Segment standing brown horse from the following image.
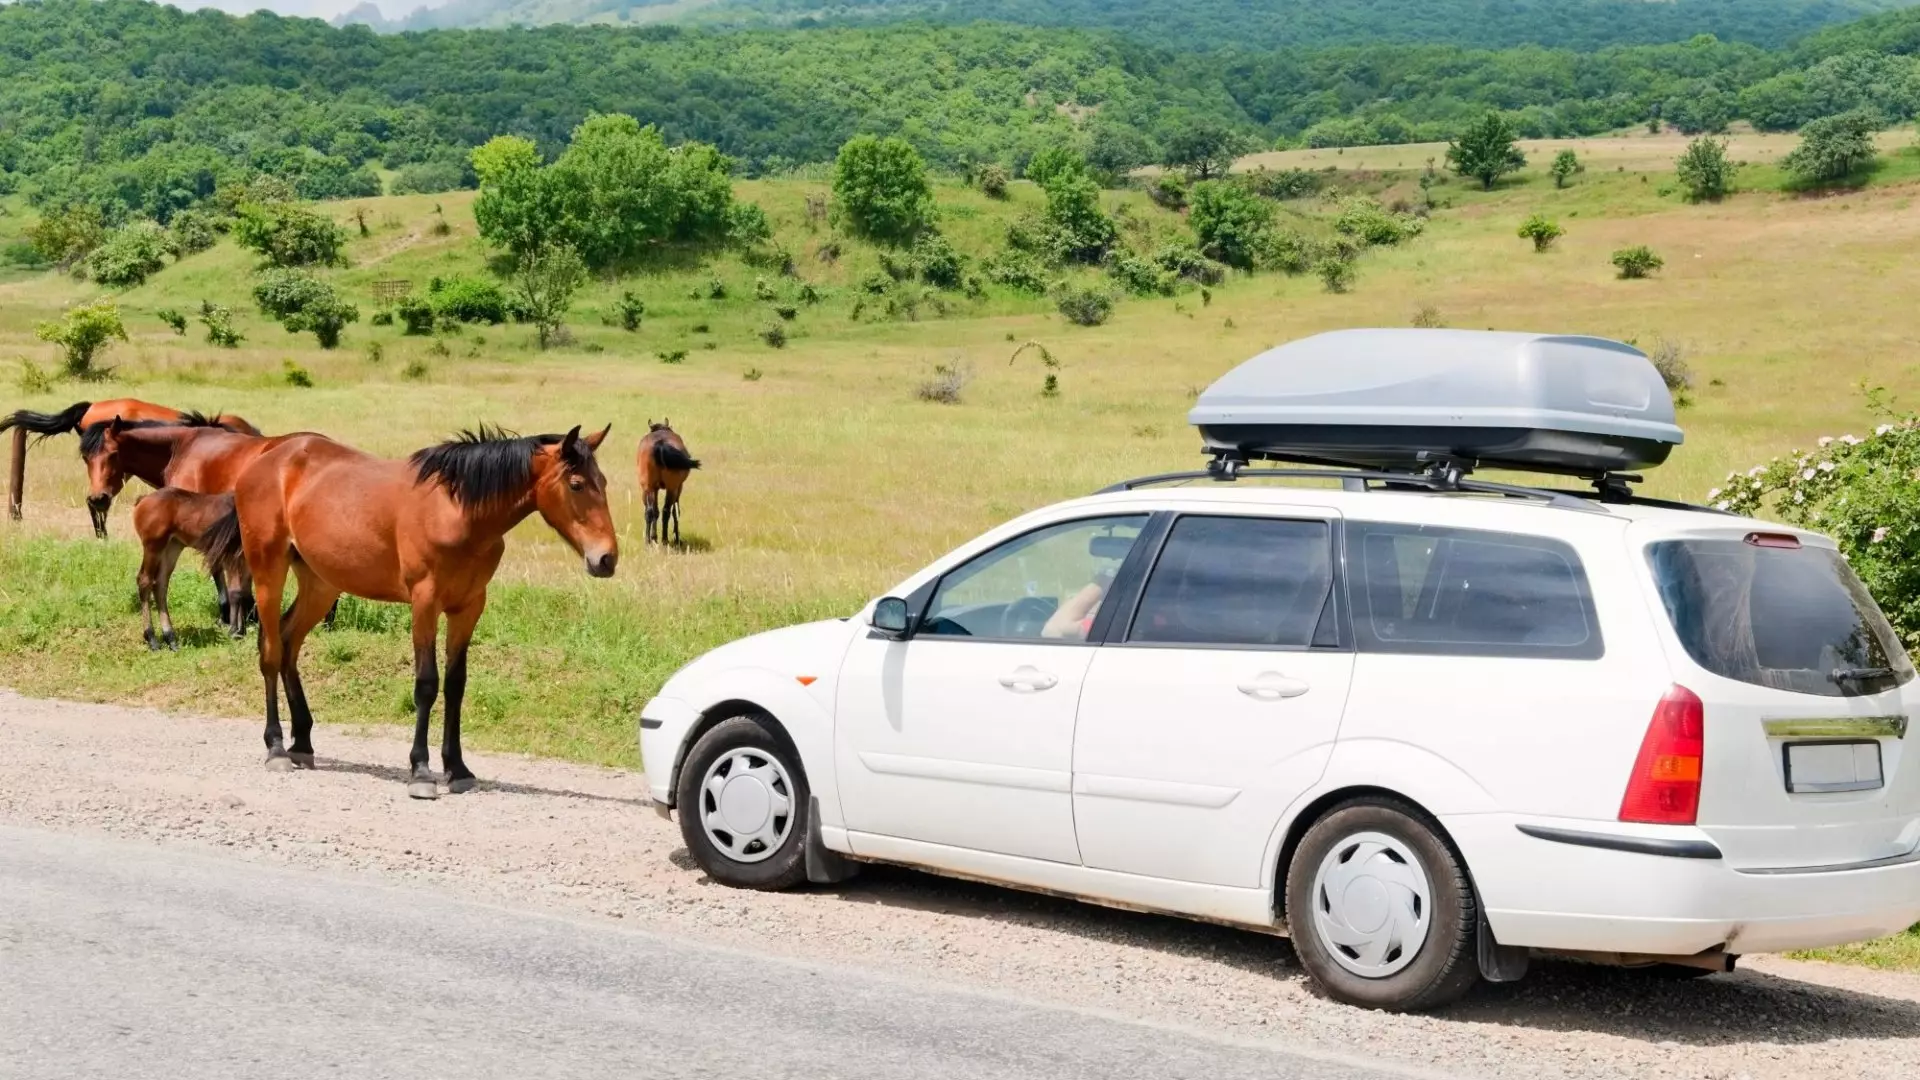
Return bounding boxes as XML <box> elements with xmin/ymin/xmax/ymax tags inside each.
<box><xmin>2</xmin><ymin>400</ymin><xmax>257</xmax><ymax>529</ymax></box>
<box><xmin>221</xmin><ymin>424</ymin><xmax>616</xmax><ymax>798</ymax></box>
<box><xmin>636</xmin><ymin>419</ymin><xmax>700</xmax><ymax>546</ymax></box>
<box><xmin>132</xmin><ymin>489</ymin><xmax>249</xmax><ymax>650</ymax></box>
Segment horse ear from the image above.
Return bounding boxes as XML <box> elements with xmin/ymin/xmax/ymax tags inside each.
<box><xmin>585</xmin><ymin>423</ymin><xmax>611</xmax><ymax>451</ymax></box>
<box><xmin>557</xmin><ymin>425</ymin><xmax>582</xmax><ymax>463</ymax></box>
<box><xmin>108</xmin><ymin>415</ymin><xmax>125</xmax><ymax>435</ymax></box>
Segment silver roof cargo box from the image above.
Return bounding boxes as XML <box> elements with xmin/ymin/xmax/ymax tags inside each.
<box><xmin>1188</xmin><ymin>329</ymin><xmax>1683</xmax><ymax>477</ymax></box>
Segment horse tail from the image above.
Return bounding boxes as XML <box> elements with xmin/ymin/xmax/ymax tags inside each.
<box><xmin>653</xmin><ymin>442</ymin><xmax>701</xmax><ymax>471</ymax></box>
<box><xmin>196</xmin><ymin>497</ymin><xmax>246</xmax><ymax>578</ymax></box>
<box><xmin>0</xmin><ymin>401</ymin><xmax>92</xmax><ymax>442</ymax></box>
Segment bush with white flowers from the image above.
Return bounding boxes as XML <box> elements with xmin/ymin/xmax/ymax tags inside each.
<box><xmin>1712</xmin><ymin>393</ymin><xmax>1920</xmax><ymax>649</ymax></box>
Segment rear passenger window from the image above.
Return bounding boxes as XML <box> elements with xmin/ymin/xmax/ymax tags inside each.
<box><xmin>1346</xmin><ymin>522</ymin><xmax>1603</xmax><ymax>659</ymax></box>
<box><xmin>1128</xmin><ymin>516</ymin><xmax>1333</xmax><ymax>647</ymax></box>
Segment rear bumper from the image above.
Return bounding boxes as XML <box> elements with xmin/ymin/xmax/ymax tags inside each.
<box><xmin>1449</xmin><ymin>813</ymin><xmax>1920</xmax><ymax>956</ymax></box>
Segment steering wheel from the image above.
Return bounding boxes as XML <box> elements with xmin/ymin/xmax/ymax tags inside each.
<box><xmin>1002</xmin><ymin>596</ymin><xmax>1057</xmax><ymax>639</ymax></box>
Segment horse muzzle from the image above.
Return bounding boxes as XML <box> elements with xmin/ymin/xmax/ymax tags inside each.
<box><xmin>85</xmin><ymin>494</ymin><xmax>111</xmax><ymax>539</ymax></box>
<box><xmin>585</xmin><ymin>550</ymin><xmax>618</xmax><ymax>579</ymax></box>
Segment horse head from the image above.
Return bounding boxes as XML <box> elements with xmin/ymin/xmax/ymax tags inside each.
<box><xmin>534</xmin><ymin>424</ymin><xmax>618</xmax><ymax>578</ymax></box>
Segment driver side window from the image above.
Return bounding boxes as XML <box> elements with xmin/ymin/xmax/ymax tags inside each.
<box><xmin>921</xmin><ymin>515</ymin><xmax>1148</xmax><ymax>642</ymax></box>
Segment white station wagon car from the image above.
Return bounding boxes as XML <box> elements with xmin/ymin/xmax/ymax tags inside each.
<box><xmin>640</xmin><ymin>330</ymin><xmax>1920</xmax><ymax>1011</ymax></box>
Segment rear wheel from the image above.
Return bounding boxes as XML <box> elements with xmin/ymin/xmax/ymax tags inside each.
<box><xmin>1285</xmin><ymin>799</ymin><xmax>1481</xmax><ymax>1011</ymax></box>
<box><xmin>676</xmin><ymin>716</ymin><xmax>809</xmax><ymax>891</ymax></box>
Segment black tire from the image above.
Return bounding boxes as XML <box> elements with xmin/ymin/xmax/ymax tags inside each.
<box><xmin>675</xmin><ymin>715</ymin><xmax>810</xmax><ymax>891</ymax></box>
<box><xmin>1285</xmin><ymin>798</ymin><xmax>1482</xmax><ymax>1012</ymax></box>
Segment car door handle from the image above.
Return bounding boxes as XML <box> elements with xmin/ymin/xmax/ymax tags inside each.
<box><xmin>998</xmin><ymin>666</ymin><xmax>1059</xmax><ymax>692</ymax></box>
<box><xmin>1237</xmin><ymin>673</ymin><xmax>1310</xmax><ymax>700</ymax></box>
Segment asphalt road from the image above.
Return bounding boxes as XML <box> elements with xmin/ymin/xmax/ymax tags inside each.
<box><xmin>0</xmin><ymin>825</ymin><xmax>1439</xmax><ymax>1080</ymax></box>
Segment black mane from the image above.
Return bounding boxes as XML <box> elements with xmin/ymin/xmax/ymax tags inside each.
<box><xmin>410</xmin><ymin>424</ymin><xmax>580</xmax><ymax>509</ymax></box>
<box><xmin>75</xmin><ymin>414</ymin><xmax>216</xmax><ymax>460</ymax></box>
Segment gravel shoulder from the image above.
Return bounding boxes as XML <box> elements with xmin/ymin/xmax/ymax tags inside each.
<box><xmin>6</xmin><ymin>689</ymin><xmax>1920</xmax><ymax>1079</ymax></box>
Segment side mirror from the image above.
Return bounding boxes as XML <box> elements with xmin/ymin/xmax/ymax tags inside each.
<box><xmin>872</xmin><ymin>596</ymin><xmax>911</xmax><ymax>638</ymax></box>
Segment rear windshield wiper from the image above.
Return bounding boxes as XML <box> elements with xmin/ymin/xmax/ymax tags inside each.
<box><xmin>1831</xmin><ymin>666</ymin><xmax>1895</xmax><ymax>685</ymax></box>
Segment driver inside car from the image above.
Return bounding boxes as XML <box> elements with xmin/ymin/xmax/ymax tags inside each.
<box><xmin>1041</xmin><ymin>565</ymin><xmax>1118</xmax><ymax>641</ymax></box>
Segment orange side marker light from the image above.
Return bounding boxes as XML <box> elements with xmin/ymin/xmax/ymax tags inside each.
<box><xmin>796</xmin><ymin>675</ymin><xmax>817</xmax><ymax>687</ymax></box>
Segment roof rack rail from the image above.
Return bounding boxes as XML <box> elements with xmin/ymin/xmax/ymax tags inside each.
<box><xmin>1099</xmin><ymin>451</ymin><xmax>1733</xmax><ymax>516</ymax></box>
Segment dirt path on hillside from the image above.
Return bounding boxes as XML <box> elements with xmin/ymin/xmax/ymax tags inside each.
<box><xmin>4</xmin><ymin>688</ymin><xmax>1919</xmax><ymax>1079</ymax></box>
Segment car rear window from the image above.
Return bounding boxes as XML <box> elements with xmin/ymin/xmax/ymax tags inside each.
<box><xmin>1346</xmin><ymin>522</ymin><xmax>1603</xmax><ymax>659</ymax></box>
<box><xmin>1646</xmin><ymin>539</ymin><xmax>1914</xmax><ymax>698</ymax></box>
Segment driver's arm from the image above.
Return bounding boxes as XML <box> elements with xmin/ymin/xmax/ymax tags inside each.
<box><xmin>1042</xmin><ymin>582</ymin><xmax>1105</xmax><ymax>640</ymax></box>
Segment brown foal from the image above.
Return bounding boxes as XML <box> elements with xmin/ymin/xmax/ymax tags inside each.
<box><xmin>132</xmin><ymin>490</ymin><xmax>249</xmax><ymax>650</ymax></box>
<box><xmin>226</xmin><ymin>424</ymin><xmax>617</xmax><ymax>798</ymax></box>
<box><xmin>635</xmin><ymin>418</ymin><xmax>701</xmax><ymax>545</ymax></box>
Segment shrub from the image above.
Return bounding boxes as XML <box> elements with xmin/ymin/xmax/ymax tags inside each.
<box><xmin>1517</xmin><ymin>214</ymin><xmax>1564</xmax><ymax>252</ymax></box>
<box><xmin>1042</xmin><ymin>172</ymin><xmax>1117</xmax><ymax>263</ymax></box>
<box><xmin>616</xmin><ymin>291</ymin><xmax>645</xmax><ymax>332</ymax></box>
<box><xmin>199</xmin><ymin>302</ymin><xmax>242</xmax><ymax>348</ymax></box>
<box><xmin>1676</xmin><ymin>137</ymin><xmax>1735</xmax><ymax>202</ymax></box>
<box><xmin>657</xmin><ymin>348</ymin><xmax>687</xmax><ymax>364</ymax></box>
<box><xmin>169</xmin><ymin>210</ymin><xmax>219</xmax><ymax>256</ymax></box>
<box><xmin>1782</xmin><ymin>109</ymin><xmax>1879</xmax><ymax>186</ymax></box>
<box><xmin>157</xmin><ymin>309</ymin><xmax>188</xmax><ymax>334</ymax></box>
<box><xmin>508</xmin><ymin>243</ymin><xmax>588</xmax><ymax>350</ymax></box>
<box><xmin>1411</xmin><ymin>303</ymin><xmax>1444</xmax><ymax>328</ymax></box>
<box><xmin>774</xmin><ymin>304</ymin><xmax>798</xmax><ymax>321</ymax></box>
<box><xmin>233</xmin><ymin>203</ymin><xmax>348</xmax><ymax>267</ymax></box>
<box><xmin>727</xmin><ymin>202</ymin><xmax>773</xmax><ymax>248</ymax></box>
<box><xmin>85</xmin><ymin>221</ymin><xmax>175</xmax><ymax>288</ymax></box>
<box><xmin>282</xmin><ymin>360</ymin><xmax>314</xmax><ymax>388</ymax></box>
<box><xmin>860</xmin><ymin>270</ymin><xmax>893</xmax><ymax>295</ymax></box>
<box><xmin>1055</xmin><ymin>286</ymin><xmax>1114</xmax><ymax>326</ymax></box>
<box><xmin>1550</xmin><ymin>150</ymin><xmax>1583</xmax><ymax>189</ymax></box>
<box><xmin>1189</xmin><ymin>181</ymin><xmax>1273</xmax><ymax>270</ymax></box>
<box><xmin>16</xmin><ymin>357</ymin><xmax>55</xmax><ymax>394</ymax></box>
<box><xmin>984</xmin><ymin>251</ymin><xmax>1050</xmax><ymax>294</ymax></box>
<box><xmin>1243</xmin><ymin>167</ymin><xmax>1323</xmax><ymax>200</ymax></box>
<box><xmin>1647</xmin><ymin>337</ymin><xmax>1692</xmax><ymax>393</ymax></box>
<box><xmin>1110</xmin><ymin>253</ymin><xmax>1178</xmax><ymax>296</ymax></box>
<box><xmin>1148</xmin><ymin>172</ymin><xmax>1189</xmax><ymax>211</ymax></box>
<box><xmin>760</xmin><ymin>322</ymin><xmax>788</xmax><ymax>348</ymax></box>
<box><xmin>1154</xmin><ymin>242</ymin><xmax>1228</xmax><ymax>285</ymax></box>
<box><xmin>1025</xmin><ymin>145</ymin><xmax>1087</xmax><ymax>188</ymax></box>
<box><xmin>430</xmin><ymin>276</ymin><xmax>510</xmax><ymax>324</ymax></box>
<box><xmin>754</xmin><ymin>276</ymin><xmax>778</xmax><ymax>301</ymax></box>
<box><xmin>396</xmin><ymin>295</ymin><xmax>437</xmax><ymax>335</ymax></box>
<box><xmin>1612</xmin><ymin>245</ymin><xmax>1664</xmax><ymax>279</ymax></box>
<box><xmin>704</xmin><ymin>277</ymin><xmax>728</xmax><ymax>300</ymax></box>
<box><xmin>832</xmin><ymin>134</ymin><xmax>935</xmax><ymax>243</ymax></box>
<box><xmin>35</xmin><ymin>302</ymin><xmax>128</xmax><ymax>379</ymax></box>
<box><xmin>915</xmin><ymin>361</ymin><xmax>972</xmax><ymax>404</ymax></box>
<box><xmin>1333</xmin><ymin>198</ymin><xmax>1423</xmax><ymax>247</ymax></box>
<box><xmin>972</xmin><ymin>162</ymin><xmax>1010</xmax><ymax>198</ymax></box>
<box><xmin>743</xmin><ymin>367</ymin><xmax>763</xmax><ymax>381</ymax></box>
<box><xmin>402</xmin><ymin>356</ymin><xmax>431</xmax><ymax>381</ymax></box>
<box><xmin>797</xmin><ymin>282</ymin><xmax>822</xmax><ymax>304</ymax></box>
<box><xmin>911</xmin><ymin>231</ymin><xmax>965</xmax><ymax>288</ymax></box>
<box><xmin>365</xmin><ymin>341</ymin><xmax>384</xmax><ymax>364</ymax></box>
<box><xmin>1712</xmin><ymin>393</ymin><xmax>1920</xmax><ymax>649</ymax></box>
<box><xmin>370</xmin><ymin>310</ymin><xmax>394</xmax><ymax>326</ymax></box>
<box><xmin>252</xmin><ymin>269</ymin><xmax>359</xmax><ymax>348</ymax></box>
<box><xmin>27</xmin><ymin>205</ymin><xmax>107</xmax><ymax>270</ymax></box>
<box><xmin>391</xmin><ymin>159</ymin><xmax>469</xmax><ymax>196</ymax></box>
<box><xmin>1316</xmin><ymin>254</ymin><xmax>1358</xmax><ymax>293</ymax></box>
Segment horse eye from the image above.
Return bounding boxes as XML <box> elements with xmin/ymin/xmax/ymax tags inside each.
<box><xmin>567</xmin><ymin>475</ymin><xmax>585</xmax><ymax>491</ymax></box>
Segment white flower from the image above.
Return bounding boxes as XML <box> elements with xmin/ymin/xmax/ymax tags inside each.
<box><xmin>1802</xmin><ymin>468</ymin><xmax>1816</xmax><ymax>481</ymax></box>
<box><xmin>1872</xmin><ymin>527</ymin><xmax>1890</xmax><ymax>543</ymax></box>
<box><xmin>1794</xmin><ymin>490</ymin><xmax>1805</xmax><ymax>503</ymax></box>
<box><xmin>1707</xmin><ymin>487</ymin><xmax>1722</xmax><ymax>499</ymax></box>
<box><xmin>1748</xmin><ymin>465</ymin><xmax>1765</xmax><ymax>477</ymax></box>
<box><xmin>1842</xmin><ymin>434</ymin><xmax>1862</xmax><ymax>445</ymax></box>
<box><xmin>1818</xmin><ymin>460</ymin><xmax>1836</xmax><ymax>473</ymax></box>
<box><xmin>1877</xmin><ymin>424</ymin><xmax>1895</xmax><ymax>436</ymax></box>
<box><xmin>1714</xmin><ymin>501</ymin><xmax>1731</xmax><ymax>511</ymax></box>
<box><xmin>1818</xmin><ymin>436</ymin><xmax>1835</xmax><ymax>447</ymax></box>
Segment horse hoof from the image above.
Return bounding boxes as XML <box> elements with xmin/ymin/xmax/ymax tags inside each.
<box><xmin>289</xmin><ymin>752</ymin><xmax>315</xmax><ymax>769</ymax></box>
<box><xmin>264</xmin><ymin>754</ymin><xmax>294</xmax><ymax>773</ymax></box>
<box><xmin>447</xmin><ymin>777</ymin><xmax>477</xmax><ymax>795</ymax></box>
<box><xmin>407</xmin><ymin>780</ymin><xmax>440</xmax><ymax>800</ymax></box>
<box><xmin>145</xmin><ymin>637</ymin><xmax>161</xmax><ymax>652</ymax></box>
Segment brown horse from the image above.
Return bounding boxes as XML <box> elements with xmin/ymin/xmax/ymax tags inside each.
<box><xmin>132</xmin><ymin>489</ymin><xmax>249</xmax><ymax>650</ymax></box>
<box><xmin>221</xmin><ymin>424</ymin><xmax>616</xmax><ymax>798</ymax></box>
<box><xmin>2</xmin><ymin>400</ymin><xmax>257</xmax><ymax>530</ymax></box>
<box><xmin>636</xmin><ymin>419</ymin><xmax>700</xmax><ymax>546</ymax></box>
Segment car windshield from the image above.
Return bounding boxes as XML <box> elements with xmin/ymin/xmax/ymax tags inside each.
<box><xmin>1646</xmin><ymin>538</ymin><xmax>1914</xmax><ymax>698</ymax></box>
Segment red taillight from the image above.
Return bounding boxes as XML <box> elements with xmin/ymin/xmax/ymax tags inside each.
<box><xmin>1619</xmin><ymin>685</ymin><xmax>1705</xmax><ymax>825</ymax></box>
<box><xmin>1745</xmin><ymin>531</ymin><xmax>1801</xmax><ymax>549</ymax></box>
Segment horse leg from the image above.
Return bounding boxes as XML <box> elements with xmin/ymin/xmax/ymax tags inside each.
<box><xmin>644</xmin><ymin>488</ymin><xmax>659</xmax><ymax>545</ymax></box>
<box><xmin>671</xmin><ymin>491</ymin><xmax>683</xmax><ymax>546</ymax></box>
<box><xmin>227</xmin><ymin>564</ymin><xmax>251</xmax><ymax>639</ymax></box>
<box><xmin>252</xmin><ymin>554</ymin><xmax>292</xmax><ymax>770</ymax></box>
<box><xmin>441</xmin><ymin>598</ymin><xmax>488</xmax><ymax>795</ymax></box>
<box><xmin>407</xmin><ymin>594</ymin><xmax>443</xmax><ymax>800</ymax></box>
<box><xmin>279</xmin><ymin>564</ymin><xmax>340</xmax><ymax>770</ymax></box>
<box><xmin>323</xmin><ymin>598</ymin><xmax>338</xmax><ymax>630</ymax></box>
<box><xmin>138</xmin><ymin>543</ymin><xmax>161</xmax><ymax>651</ymax></box>
<box><xmin>156</xmin><ymin>541</ymin><xmax>183</xmax><ymax>651</ymax></box>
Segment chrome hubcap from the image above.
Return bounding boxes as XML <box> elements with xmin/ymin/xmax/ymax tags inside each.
<box><xmin>699</xmin><ymin>748</ymin><xmax>794</xmax><ymax>864</ymax></box>
<box><xmin>1311</xmin><ymin>831</ymin><xmax>1433</xmax><ymax>979</ymax></box>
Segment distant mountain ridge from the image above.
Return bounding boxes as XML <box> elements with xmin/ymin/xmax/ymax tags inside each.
<box><xmin>333</xmin><ymin>0</ymin><xmax>1920</xmax><ymax>50</ymax></box>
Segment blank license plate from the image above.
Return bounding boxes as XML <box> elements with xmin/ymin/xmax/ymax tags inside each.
<box><xmin>1784</xmin><ymin>741</ymin><xmax>1884</xmax><ymax>793</ymax></box>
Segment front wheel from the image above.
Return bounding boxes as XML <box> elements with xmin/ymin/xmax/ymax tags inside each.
<box><xmin>1285</xmin><ymin>799</ymin><xmax>1482</xmax><ymax>1011</ymax></box>
<box><xmin>676</xmin><ymin>716</ymin><xmax>810</xmax><ymax>891</ymax></box>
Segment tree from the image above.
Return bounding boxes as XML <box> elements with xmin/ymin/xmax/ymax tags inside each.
<box><xmin>252</xmin><ymin>269</ymin><xmax>359</xmax><ymax>348</ymax></box>
<box><xmin>1025</xmin><ymin>145</ymin><xmax>1086</xmax><ymax>187</ymax></box>
<box><xmin>1612</xmin><ymin>245</ymin><xmax>1664</xmax><ymax>279</ymax></box>
<box><xmin>1550</xmin><ymin>150</ymin><xmax>1582</xmax><ymax>189</ymax></box>
<box><xmin>233</xmin><ymin>203</ymin><xmax>347</xmax><ymax>267</ymax></box>
<box><xmin>1161</xmin><ymin>119</ymin><xmax>1247</xmax><ymax>180</ymax></box>
<box><xmin>1517</xmin><ymin>214</ymin><xmax>1563</xmax><ymax>252</ymax></box>
<box><xmin>469</xmin><ymin>135</ymin><xmax>540</xmax><ymax>185</ymax></box>
<box><xmin>84</xmin><ymin>221</ymin><xmax>175</xmax><ymax>287</ymax></box>
<box><xmin>1087</xmin><ymin>125</ymin><xmax>1154</xmax><ymax>186</ymax></box>
<box><xmin>35</xmin><ymin>302</ymin><xmax>127</xmax><ymax>379</ymax></box>
<box><xmin>1675</xmin><ymin>137</ymin><xmax>1735</xmax><ymax>202</ymax></box>
<box><xmin>1664</xmin><ymin>85</ymin><xmax>1734</xmax><ymax>136</ymax></box>
<box><xmin>1446</xmin><ymin>113</ymin><xmax>1526</xmax><ymax>190</ymax></box>
<box><xmin>1188</xmin><ymin>181</ymin><xmax>1273</xmax><ymax>270</ymax></box>
<box><xmin>1782</xmin><ymin>110</ymin><xmax>1879</xmax><ymax>186</ymax></box>
<box><xmin>473</xmin><ymin>153</ymin><xmax>567</xmax><ymax>261</ymax></box>
<box><xmin>545</xmin><ymin>114</ymin><xmax>736</xmax><ymax>268</ymax></box>
<box><xmin>1042</xmin><ymin>172</ymin><xmax>1117</xmax><ymax>263</ymax></box>
<box><xmin>509</xmin><ymin>244</ymin><xmax>587</xmax><ymax>349</ymax></box>
<box><xmin>26</xmin><ymin>205</ymin><xmax>106</xmax><ymax>270</ymax></box>
<box><xmin>832</xmin><ymin>135</ymin><xmax>934</xmax><ymax>244</ymax></box>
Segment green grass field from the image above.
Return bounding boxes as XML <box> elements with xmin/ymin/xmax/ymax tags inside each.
<box><xmin>4</xmin><ymin>133</ymin><xmax>1919</xmax><ymax>966</ymax></box>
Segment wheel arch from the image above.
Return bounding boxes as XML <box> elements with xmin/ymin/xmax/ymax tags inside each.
<box><xmin>666</xmin><ymin>669</ymin><xmax>838</xmax><ymax>817</ymax></box>
<box><xmin>1271</xmin><ymin>786</ymin><xmax>1464</xmax><ymax>924</ymax></box>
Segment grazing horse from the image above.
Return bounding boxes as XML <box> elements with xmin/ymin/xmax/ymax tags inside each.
<box><xmin>636</xmin><ymin>419</ymin><xmax>700</xmax><ymax>546</ymax></box>
<box><xmin>1</xmin><ymin>400</ymin><xmax>257</xmax><ymax>530</ymax></box>
<box><xmin>132</xmin><ymin>490</ymin><xmax>249</xmax><ymax>650</ymax></box>
<box><xmin>222</xmin><ymin>424</ymin><xmax>616</xmax><ymax>798</ymax></box>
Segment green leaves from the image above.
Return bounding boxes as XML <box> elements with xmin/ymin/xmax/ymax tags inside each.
<box><xmin>35</xmin><ymin>302</ymin><xmax>127</xmax><ymax>380</ymax></box>
<box><xmin>832</xmin><ymin>135</ymin><xmax>935</xmax><ymax>245</ymax></box>
<box><xmin>1445</xmin><ymin>113</ymin><xmax>1526</xmax><ymax>190</ymax></box>
<box><xmin>1676</xmin><ymin>136</ymin><xmax>1735</xmax><ymax>202</ymax></box>
<box><xmin>1782</xmin><ymin>109</ymin><xmax>1880</xmax><ymax>185</ymax></box>
<box><xmin>1188</xmin><ymin>180</ymin><xmax>1272</xmax><ymax>270</ymax></box>
<box><xmin>251</xmin><ymin>269</ymin><xmax>359</xmax><ymax>349</ymax></box>
<box><xmin>233</xmin><ymin>203</ymin><xmax>348</xmax><ymax>268</ymax></box>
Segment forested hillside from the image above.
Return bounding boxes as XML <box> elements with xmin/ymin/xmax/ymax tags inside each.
<box><xmin>4</xmin><ymin>0</ymin><xmax>1920</xmax><ymax>225</ymax></box>
<box><xmin>357</xmin><ymin>0</ymin><xmax>1918</xmax><ymax>51</ymax></box>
